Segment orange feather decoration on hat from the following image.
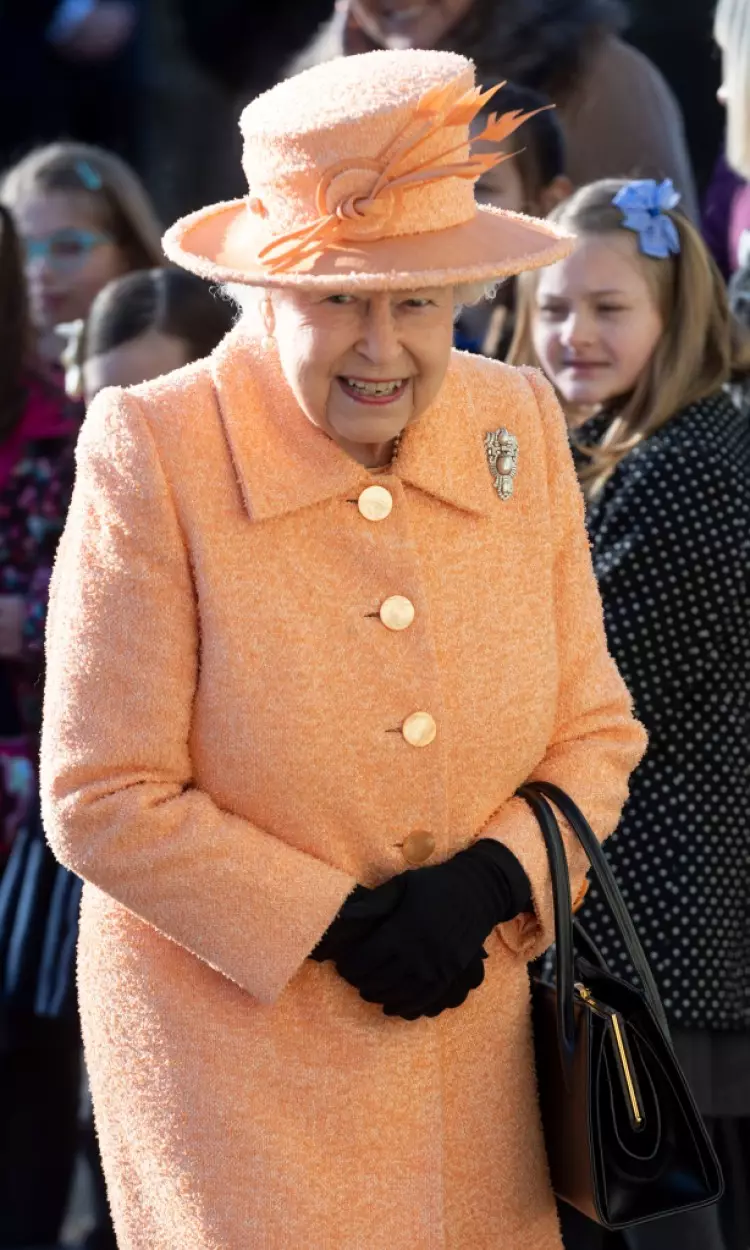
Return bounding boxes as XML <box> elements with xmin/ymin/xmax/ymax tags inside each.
<box><xmin>257</xmin><ymin>79</ymin><xmax>549</xmax><ymax>274</ymax></box>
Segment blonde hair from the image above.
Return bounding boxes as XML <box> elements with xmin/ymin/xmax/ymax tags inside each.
<box><xmin>508</xmin><ymin>179</ymin><xmax>750</xmax><ymax>498</ymax></box>
<box><xmin>0</xmin><ymin>142</ymin><xmax>164</xmax><ymax>272</ymax></box>
<box><xmin>715</xmin><ymin>0</ymin><xmax>750</xmax><ymax>177</ymax></box>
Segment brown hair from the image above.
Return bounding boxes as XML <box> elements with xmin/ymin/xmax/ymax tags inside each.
<box><xmin>508</xmin><ymin>178</ymin><xmax>750</xmax><ymax>497</ymax></box>
<box><xmin>0</xmin><ymin>205</ymin><xmax>32</xmax><ymax>442</ymax></box>
<box><xmin>477</xmin><ymin>81</ymin><xmax>567</xmax><ymax>208</ymax></box>
<box><xmin>85</xmin><ymin>268</ymin><xmax>235</xmax><ymax>363</ymax></box>
<box><xmin>432</xmin><ymin>0</ymin><xmax>625</xmax><ymax>105</ymax></box>
<box><xmin>0</xmin><ymin>142</ymin><xmax>163</xmax><ymax>273</ymax></box>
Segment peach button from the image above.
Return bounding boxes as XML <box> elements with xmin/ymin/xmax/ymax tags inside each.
<box><xmin>379</xmin><ymin>595</ymin><xmax>415</xmax><ymax>631</ymax></box>
<box><xmin>401</xmin><ymin>831</ymin><xmax>436</xmax><ymax>865</ymax></box>
<box><xmin>358</xmin><ymin>485</ymin><xmax>393</xmax><ymax>521</ymax></box>
<box><xmin>402</xmin><ymin>711</ymin><xmax>437</xmax><ymax>747</ymax></box>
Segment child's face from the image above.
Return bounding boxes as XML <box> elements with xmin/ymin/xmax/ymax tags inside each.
<box><xmin>476</xmin><ymin>159</ymin><xmax>527</xmax><ymax>214</ymax></box>
<box><xmin>531</xmin><ymin>233</ymin><xmax>663</xmax><ymax>412</ymax></box>
<box><xmin>83</xmin><ymin>328</ymin><xmax>189</xmax><ymax>405</ymax></box>
<box><xmin>15</xmin><ymin>190</ymin><xmax>129</xmax><ymax>331</ymax></box>
<box><xmin>476</xmin><ymin>158</ymin><xmax>573</xmax><ymax>219</ymax></box>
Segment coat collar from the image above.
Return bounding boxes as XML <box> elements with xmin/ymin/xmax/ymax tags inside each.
<box><xmin>210</xmin><ymin>326</ymin><xmax>492</xmax><ymax>521</ymax></box>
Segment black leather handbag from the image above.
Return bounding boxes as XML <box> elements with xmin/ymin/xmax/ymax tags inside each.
<box><xmin>517</xmin><ymin>780</ymin><xmax>723</xmax><ymax>1231</ymax></box>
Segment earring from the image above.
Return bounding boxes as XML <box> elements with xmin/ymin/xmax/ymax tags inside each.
<box><xmin>261</xmin><ymin>294</ymin><xmax>275</xmax><ymax>351</ymax></box>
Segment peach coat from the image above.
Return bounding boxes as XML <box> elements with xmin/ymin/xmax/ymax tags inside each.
<box><xmin>41</xmin><ymin>325</ymin><xmax>646</xmax><ymax>1250</ymax></box>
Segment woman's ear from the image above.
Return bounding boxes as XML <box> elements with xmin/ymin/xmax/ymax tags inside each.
<box><xmin>540</xmin><ymin>176</ymin><xmax>574</xmax><ymax>217</ymax></box>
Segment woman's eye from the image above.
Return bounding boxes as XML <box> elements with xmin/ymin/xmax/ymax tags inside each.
<box><xmin>537</xmin><ymin>305</ymin><xmax>567</xmax><ymax>320</ymax></box>
<box><xmin>597</xmin><ymin>304</ymin><xmax>627</xmax><ymax>315</ymax></box>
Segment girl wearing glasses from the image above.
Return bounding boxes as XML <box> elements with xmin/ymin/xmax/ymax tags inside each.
<box><xmin>0</xmin><ymin>203</ymin><xmax>83</xmax><ymax>1248</ymax></box>
<box><xmin>1</xmin><ymin>141</ymin><xmax>163</xmax><ymax>378</ymax></box>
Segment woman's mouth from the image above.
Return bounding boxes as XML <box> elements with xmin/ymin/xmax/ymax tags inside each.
<box><xmin>337</xmin><ymin>377</ymin><xmax>409</xmax><ymax>405</ymax></box>
<box><xmin>563</xmin><ymin>361</ymin><xmax>608</xmax><ymax>373</ymax></box>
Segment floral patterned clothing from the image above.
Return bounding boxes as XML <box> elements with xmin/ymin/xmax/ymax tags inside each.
<box><xmin>0</xmin><ymin>371</ymin><xmax>79</xmax><ymax>857</ymax></box>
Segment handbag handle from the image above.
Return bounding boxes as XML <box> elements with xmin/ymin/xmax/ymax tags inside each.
<box><xmin>517</xmin><ymin>784</ymin><xmax>577</xmax><ymax>1075</ymax></box>
<box><xmin>517</xmin><ymin>782</ymin><xmax>671</xmax><ymax>1070</ymax></box>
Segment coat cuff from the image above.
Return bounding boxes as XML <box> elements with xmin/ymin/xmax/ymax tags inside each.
<box><xmin>482</xmin><ymin>796</ymin><xmax>590</xmax><ymax>960</ymax></box>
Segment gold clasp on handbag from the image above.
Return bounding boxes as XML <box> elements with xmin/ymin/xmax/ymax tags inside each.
<box><xmin>575</xmin><ymin>984</ymin><xmax>644</xmax><ymax>1128</ymax></box>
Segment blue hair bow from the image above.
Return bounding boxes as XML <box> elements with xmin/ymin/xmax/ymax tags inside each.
<box><xmin>612</xmin><ymin>179</ymin><xmax>681</xmax><ymax>259</ymax></box>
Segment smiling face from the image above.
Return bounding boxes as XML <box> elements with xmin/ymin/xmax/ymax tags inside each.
<box><xmin>531</xmin><ymin>233</ymin><xmax>664</xmax><ymax>411</ymax></box>
<box><xmin>271</xmin><ymin>286</ymin><xmax>456</xmax><ymax>464</ymax></box>
<box><xmin>15</xmin><ymin>190</ymin><xmax>128</xmax><ymax>330</ymax></box>
<box><xmin>350</xmin><ymin>0</ymin><xmax>475</xmax><ymax>48</ymax></box>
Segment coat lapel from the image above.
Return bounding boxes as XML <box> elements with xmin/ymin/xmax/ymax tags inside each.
<box><xmin>210</xmin><ymin>326</ymin><xmax>369</xmax><ymax>522</ymax></box>
<box><xmin>210</xmin><ymin>330</ymin><xmax>493</xmax><ymax>521</ymax></box>
<box><xmin>394</xmin><ymin>357</ymin><xmax>492</xmax><ymax>517</ymax></box>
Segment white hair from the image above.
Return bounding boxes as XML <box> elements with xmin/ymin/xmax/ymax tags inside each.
<box><xmin>453</xmin><ymin>279</ymin><xmax>500</xmax><ymax>308</ymax></box>
<box><xmin>223</xmin><ymin>282</ymin><xmax>262</xmax><ymax>324</ymax></box>
<box><xmin>715</xmin><ymin>0</ymin><xmax>750</xmax><ymax>178</ymax></box>
<box><xmin>223</xmin><ymin>279</ymin><xmax>499</xmax><ymax>320</ymax></box>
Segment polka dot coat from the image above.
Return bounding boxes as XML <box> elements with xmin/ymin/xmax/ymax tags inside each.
<box><xmin>575</xmin><ymin>391</ymin><xmax>750</xmax><ymax>1031</ymax></box>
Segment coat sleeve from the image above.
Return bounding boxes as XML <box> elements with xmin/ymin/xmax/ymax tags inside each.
<box><xmin>40</xmin><ymin>388</ymin><xmax>357</xmax><ymax>1005</ymax></box>
<box><xmin>484</xmin><ymin>369</ymin><xmax>647</xmax><ymax>959</ymax></box>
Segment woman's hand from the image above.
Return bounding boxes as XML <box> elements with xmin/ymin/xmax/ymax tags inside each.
<box><xmin>332</xmin><ymin>840</ymin><xmax>531</xmax><ymax>1020</ymax></box>
<box><xmin>397</xmin><ymin>947</ymin><xmax>489</xmax><ymax>1020</ymax></box>
<box><xmin>310</xmin><ymin>879</ymin><xmax>405</xmax><ymax>963</ymax></box>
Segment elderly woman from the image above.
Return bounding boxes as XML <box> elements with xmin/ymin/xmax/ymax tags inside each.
<box><xmin>41</xmin><ymin>49</ymin><xmax>646</xmax><ymax>1250</ymax></box>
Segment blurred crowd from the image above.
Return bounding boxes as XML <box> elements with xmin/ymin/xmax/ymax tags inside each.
<box><xmin>0</xmin><ymin>1</ymin><xmax>748</xmax><ymax>1248</ymax></box>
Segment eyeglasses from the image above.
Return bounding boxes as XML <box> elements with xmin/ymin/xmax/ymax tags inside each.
<box><xmin>23</xmin><ymin>228</ymin><xmax>113</xmax><ymax>272</ymax></box>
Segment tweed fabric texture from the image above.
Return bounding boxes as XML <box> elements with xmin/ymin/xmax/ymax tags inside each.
<box><xmin>41</xmin><ymin>329</ymin><xmax>645</xmax><ymax>1250</ymax></box>
<box><xmin>162</xmin><ymin>49</ymin><xmax>573</xmax><ymax>290</ymax></box>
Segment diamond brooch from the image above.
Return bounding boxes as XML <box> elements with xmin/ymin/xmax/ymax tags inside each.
<box><xmin>484</xmin><ymin>428</ymin><xmax>519</xmax><ymax>501</ymax></box>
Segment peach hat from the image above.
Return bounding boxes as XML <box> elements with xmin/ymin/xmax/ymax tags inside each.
<box><xmin>163</xmin><ymin>49</ymin><xmax>573</xmax><ymax>291</ymax></box>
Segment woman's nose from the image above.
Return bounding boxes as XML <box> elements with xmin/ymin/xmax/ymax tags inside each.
<box><xmin>358</xmin><ymin>297</ymin><xmax>401</xmax><ymax>363</ymax></box>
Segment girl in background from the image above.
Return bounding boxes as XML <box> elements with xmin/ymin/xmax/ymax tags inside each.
<box><xmin>456</xmin><ymin>80</ymin><xmax>572</xmax><ymax>357</ymax></box>
<box><xmin>1</xmin><ymin>141</ymin><xmax>162</xmax><ymax>385</ymax></box>
<box><xmin>0</xmin><ymin>204</ymin><xmax>82</xmax><ymax>1248</ymax></box>
<box><xmin>0</xmin><ymin>205</ymin><xmax>78</xmax><ymax>861</ymax></box>
<box><xmin>83</xmin><ymin>267</ymin><xmax>235</xmax><ymax>404</ymax></box>
<box><xmin>510</xmin><ymin>178</ymin><xmax>750</xmax><ymax>1250</ymax></box>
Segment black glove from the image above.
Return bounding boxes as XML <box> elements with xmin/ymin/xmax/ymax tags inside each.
<box><xmin>310</xmin><ymin>879</ymin><xmax>405</xmax><ymax>963</ymax></box>
<box><xmin>398</xmin><ymin>946</ymin><xmax>489</xmax><ymax>1020</ymax></box>
<box><xmin>334</xmin><ymin>839</ymin><xmax>531</xmax><ymax>1019</ymax></box>
<box><xmin>311</xmin><ymin>880</ymin><xmax>488</xmax><ymax>1018</ymax></box>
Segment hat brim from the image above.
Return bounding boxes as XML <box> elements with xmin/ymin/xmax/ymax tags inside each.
<box><xmin>162</xmin><ymin>198</ymin><xmax>573</xmax><ymax>291</ymax></box>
